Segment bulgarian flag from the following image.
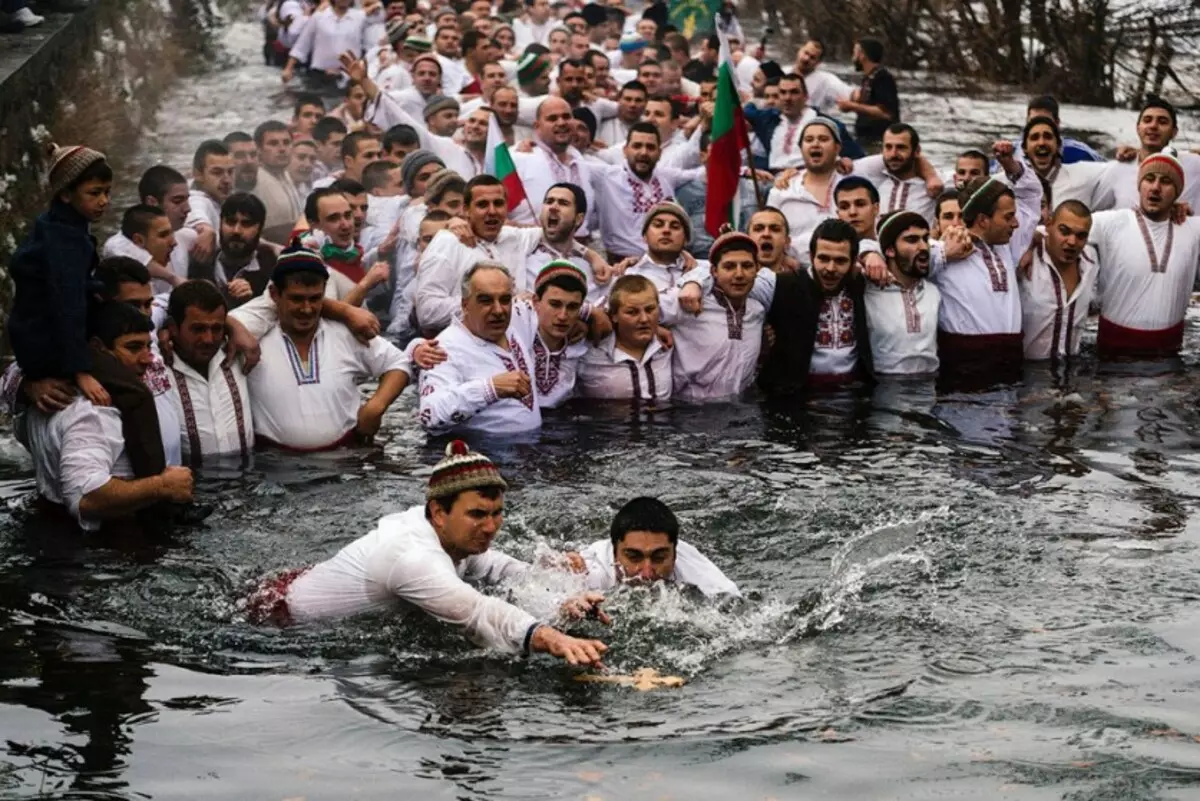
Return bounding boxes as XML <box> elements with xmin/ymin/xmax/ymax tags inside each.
<box><xmin>705</xmin><ymin>15</ymin><xmax>750</xmax><ymax>238</ymax></box>
<box><xmin>484</xmin><ymin>111</ymin><xmax>527</xmax><ymax>213</ymax></box>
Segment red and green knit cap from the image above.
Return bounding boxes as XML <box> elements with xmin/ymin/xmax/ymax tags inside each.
<box><xmin>1140</xmin><ymin>151</ymin><xmax>1185</xmax><ymax>195</ymax></box>
<box><xmin>427</xmin><ymin>440</ymin><xmax>508</xmax><ymax>500</ymax></box>
<box><xmin>535</xmin><ymin>259</ymin><xmax>588</xmax><ymax>295</ymax></box>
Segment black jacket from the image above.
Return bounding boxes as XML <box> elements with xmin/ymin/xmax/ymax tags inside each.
<box><xmin>757</xmin><ymin>270</ymin><xmax>874</xmax><ymax>396</ymax></box>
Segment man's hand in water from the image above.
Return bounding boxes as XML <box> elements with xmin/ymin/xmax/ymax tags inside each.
<box><xmin>561</xmin><ymin>592</ymin><xmax>612</xmax><ymax>625</ymax></box>
<box><xmin>530</xmin><ymin>625</ymin><xmax>608</xmax><ymax>667</ymax></box>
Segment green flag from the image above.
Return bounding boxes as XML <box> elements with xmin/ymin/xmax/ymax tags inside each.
<box><xmin>669</xmin><ymin>0</ymin><xmax>721</xmax><ymax>39</ymax></box>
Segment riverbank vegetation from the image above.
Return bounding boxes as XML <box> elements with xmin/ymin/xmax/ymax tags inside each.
<box><xmin>780</xmin><ymin>0</ymin><xmax>1199</xmax><ymax>108</ymax></box>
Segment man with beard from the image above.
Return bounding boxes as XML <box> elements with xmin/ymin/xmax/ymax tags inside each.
<box><xmin>951</xmin><ymin>149</ymin><xmax>989</xmax><ymax>190</ymax></box>
<box><xmin>1023</xmin><ymin>96</ymin><xmax>1106</xmax><ymax>164</ymax></box>
<box><xmin>749</xmin><ymin>73</ymin><xmax>860</xmax><ymax>173</ymax></box>
<box><xmin>508</xmin><ymin>261</ymin><xmax>593</xmax><ymax>408</ymax></box>
<box><xmin>864</xmin><ymin>211</ymin><xmax>940</xmax><ymax>375</ymax></box>
<box><xmin>252</xmin><ymin>121</ymin><xmax>304</xmax><ymax>246</ymax></box>
<box><xmin>664</xmin><ymin>233</ymin><xmax>766</xmax><ymax>402</ymax></box>
<box><xmin>589</xmin><ymin>122</ymin><xmax>702</xmax><ymax>261</ymax></box>
<box><xmin>163</xmin><ymin>280</ymin><xmax>254</xmax><ymax>463</ymax></box>
<box><xmin>1017</xmin><ymin>200</ymin><xmax>1095</xmax><ymax>361</ymax></box>
<box><xmin>418</xmin><ymin>262</ymin><xmax>543</xmax><ymax>433</ymax></box>
<box><xmin>490</xmin><ymin>86</ymin><xmax>535</xmax><ymax>145</ymax></box>
<box><xmin>1020</xmin><ymin>115</ymin><xmax>1112</xmax><ymax>213</ymax></box>
<box><xmin>525</xmin><ymin>183</ymin><xmax>609</xmax><ymax>303</ymax></box>
<box><xmin>837</xmin><ymin>37</ymin><xmax>899</xmax><ymax>145</ymax></box>
<box><xmin>508</xmin><ymin>98</ymin><xmax>597</xmax><ymax>235</ymax></box>
<box><xmin>243</xmin><ymin>244</ymin><xmax>415</xmax><ymax>451</ymax></box>
<box><xmin>597</xmin><ymin>80</ymin><xmax>647</xmax><ymax>149</ymax></box>
<box><xmin>414</xmin><ymin>176</ymin><xmax>546</xmax><ymax>333</ymax></box>
<box><xmin>1088</xmin><ymin>154</ymin><xmax>1200</xmax><ymax>358</ymax></box>
<box><xmin>580</xmin><ymin>496</ymin><xmax>740</xmax><ymax>597</ymax></box>
<box><xmin>767</xmin><ymin>119</ymin><xmax>845</xmax><ymax>266</ymax></box>
<box><xmin>833</xmin><ymin>177</ymin><xmax>880</xmax><ymax>243</ymax></box>
<box><xmin>312</xmin><ymin>116</ymin><xmax>348</xmax><ymax>184</ymax></box>
<box><xmin>223</xmin><ymin>131</ymin><xmax>259</xmax><ymax>192</ymax></box>
<box><xmin>933</xmin><ymin>141</ymin><xmax>1042</xmax><ymax>379</ymax></box>
<box><xmin>793</xmin><ymin>38</ymin><xmax>851</xmax><ymax>114</ymax></box>
<box><xmin>433</xmin><ymin>24</ymin><xmax>470</xmax><ymax>95</ymax></box>
<box><xmin>1107</xmin><ymin>98</ymin><xmax>1200</xmax><ymax>211</ymax></box>
<box><xmin>288</xmin><ymin>139</ymin><xmax>318</xmax><ymax>197</ymax></box>
<box><xmin>200</xmin><ymin>192</ymin><xmax>276</xmax><ymax>308</ymax></box>
<box><xmin>851</xmin><ymin>124</ymin><xmax>943</xmax><ymax>225</ymax></box>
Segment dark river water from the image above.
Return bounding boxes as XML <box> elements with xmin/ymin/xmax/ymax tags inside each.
<box><xmin>4</xmin><ymin>7</ymin><xmax>1200</xmax><ymax>801</ymax></box>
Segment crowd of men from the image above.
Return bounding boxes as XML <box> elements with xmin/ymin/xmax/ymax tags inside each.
<box><xmin>3</xmin><ymin>0</ymin><xmax>1200</xmax><ymax>658</ymax></box>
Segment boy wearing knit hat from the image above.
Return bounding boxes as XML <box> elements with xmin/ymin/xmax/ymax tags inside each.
<box><xmin>7</xmin><ymin>143</ymin><xmax>115</xmax><ymax>408</ymax></box>
<box><xmin>509</xmin><ymin>260</ymin><xmax>593</xmax><ymax>407</ymax></box>
<box><xmin>253</xmin><ymin>440</ymin><xmax>610</xmax><ymax>667</ymax></box>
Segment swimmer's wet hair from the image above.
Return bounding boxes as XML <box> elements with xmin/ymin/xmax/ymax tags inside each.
<box><xmin>610</xmin><ymin>497</ymin><xmax>679</xmax><ymax>546</ymax></box>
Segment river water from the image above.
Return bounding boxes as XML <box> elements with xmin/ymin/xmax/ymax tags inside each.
<box><xmin>3</xmin><ymin>7</ymin><xmax>1200</xmax><ymax>801</ymax></box>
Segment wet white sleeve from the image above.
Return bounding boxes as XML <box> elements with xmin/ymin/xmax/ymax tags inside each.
<box><xmin>413</xmin><ymin>232</ymin><xmax>466</xmax><ymax>332</ymax></box>
<box><xmin>1008</xmin><ymin>163</ymin><xmax>1044</xmax><ymax>261</ymax></box>
<box><xmin>462</xmin><ymin>549</ymin><xmax>532</xmax><ymax>585</ymax></box>
<box><xmin>417</xmin><ymin>361</ymin><xmax>497</xmax><ymax>433</ymax></box>
<box><xmin>674</xmin><ymin>541</ymin><xmax>741</xmax><ymax>597</ymax></box>
<box><xmin>59</xmin><ymin>407</ymin><xmax>119</xmax><ymax>528</ymax></box>
<box><xmin>384</xmin><ymin>552</ymin><xmax>539</xmax><ymax>653</ymax></box>
<box><xmin>359</xmin><ymin>333</ymin><xmax>414</xmax><ymax>380</ymax></box>
<box><xmin>228</xmin><ymin>292</ymin><xmax>278</xmax><ymax>340</ymax></box>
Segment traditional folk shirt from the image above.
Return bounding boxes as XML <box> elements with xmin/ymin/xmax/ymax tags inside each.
<box><xmin>577</xmin><ymin>334</ymin><xmax>672</xmax><ymax>403</ymax></box>
<box><xmin>1033</xmin><ymin>159</ymin><xmax>1114</xmax><ymax>212</ymax></box>
<box><xmin>864</xmin><ymin>279</ymin><xmax>941</xmax><ymax>375</ymax></box>
<box><xmin>929</xmin><ymin>166</ymin><xmax>1043</xmax><ymax>336</ymax></box>
<box><xmin>1104</xmin><ymin>153</ymin><xmax>1200</xmax><ymax>211</ymax></box>
<box><xmin>509</xmin><ymin>143</ymin><xmax>597</xmax><ymax>237</ymax></box>
<box><xmin>579</xmin><ymin>538</ymin><xmax>741</xmax><ymax>597</ymax></box>
<box><xmin>287</xmin><ymin>6</ymin><xmax>378</xmax><ymax>72</ymax></box>
<box><xmin>810</xmin><ymin>288</ymin><xmax>860</xmax><ymax>376</ymax></box>
<box><xmin>665</xmin><ymin>287</ymin><xmax>766</xmax><ymax>402</ymax></box>
<box><xmin>248</xmin><ymin>319</ymin><xmax>412</xmax><ymax>450</ymax></box>
<box><xmin>285</xmin><ymin>505</ymin><xmax>539</xmax><ymax>653</ymax></box>
<box><xmin>768</xmin><ymin>108</ymin><xmax>818</xmax><ymax>171</ymax></box>
<box><xmin>591</xmin><ymin>163</ymin><xmax>704</xmax><ymax>259</ymax></box>
<box><xmin>165</xmin><ymin>353</ymin><xmax>255</xmax><ymax>462</ymax></box>
<box><xmin>508</xmin><ymin>299</ymin><xmax>589</xmax><ymax>409</ymax></box>
<box><xmin>1018</xmin><ymin>241</ymin><xmax>1098</xmax><ymax>361</ymax></box>
<box><xmin>418</xmin><ymin>315</ymin><xmax>542</xmax><ymax>434</ymax></box>
<box><xmin>765</xmin><ymin>171</ymin><xmax>843</xmax><ymax>268</ymax></box>
<box><xmin>1089</xmin><ymin>209</ymin><xmax>1200</xmax><ymax>350</ymax></box>
<box><xmin>14</xmin><ymin>398</ymin><xmax>133</xmax><ymax>530</ymax></box>
<box><xmin>853</xmin><ymin>155</ymin><xmax>936</xmax><ymax>226</ymax></box>
<box><xmin>525</xmin><ymin>239</ymin><xmax>607</xmax><ymax>305</ymax></box>
<box><xmin>804</xmin><ymin>69</ymin><xmax>853</xmax><ymax>114</ymax></box>
<box><xmin>414</xmin><ymin>226</ymin><xmax>543</xmax><ymax>333</ymax></box>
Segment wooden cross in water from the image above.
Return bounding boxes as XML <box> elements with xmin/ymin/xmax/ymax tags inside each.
<box><xmin>575</xmin><ymin>668</ymin><xmax>686</xmax><ymax>691</ymax></box>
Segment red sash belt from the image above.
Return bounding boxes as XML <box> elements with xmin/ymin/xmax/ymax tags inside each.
<box><xmin>937</xmin><ymin>331</ymin><xmax>1023</xmax><ymax>365</ymax></box>
<box><xmin>808</xmin><ymin>368</ymin><xmax>861</xmax><ymax>388</ymax></box>
<box><xmin>1097</xmin><ymin>317</ymin><xmax>1184</xmax><ymax>358</ymax></box>
<box><xmin>257</xmin><ymin>428</ymin><xmax>359</xmax><ymax>453</ymax></box>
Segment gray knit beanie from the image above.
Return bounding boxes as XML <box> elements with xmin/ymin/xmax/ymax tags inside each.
<box><xmin>401</xmin><ymin>150</ymin><xmax>446</xmax><ymax>196</ymax></box>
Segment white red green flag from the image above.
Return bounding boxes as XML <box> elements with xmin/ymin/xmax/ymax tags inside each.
<box><xmin>705</xmin><ymin>17</ymin><xmax>750</xmax><ymax>237</ymax></box>
<box><xmin>484</xmin><ymin>111</ymin><xmax>527</xmax><ymax>212</ymax></box>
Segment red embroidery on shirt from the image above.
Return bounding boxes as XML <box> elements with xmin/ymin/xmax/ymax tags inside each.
<box><xmin>901</xmin><ymin>286</ymin><xmax>921</xmax><ymax>333</ymax></box>
<box><xmin>975</xmin><ymin>239</ymin><xmax>1009</xmax><ymax>292</ymax></box>
<box><xmin>499</xmin><ymin>337</ymin><xmax>535</xmax><ymax>410</ymax></box>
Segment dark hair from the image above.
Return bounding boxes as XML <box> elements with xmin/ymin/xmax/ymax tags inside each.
<box><xmin>857</xmin><ymin>37</ymin><xmax>884</xmax><ymax>63</ymax></box>
<box><xmin>425</xmin><ymin>485</ymin><xmax>504</xmax><ymax>519</ymax></box>
<box><xmin>138</xmin><ymin>165</ymin><xmax>188</xmax><ymax>202</ymax></box>
<box><xmin>934</xmin><ymin>188</ymin><xmax>960</xmax><ymax>219</ymax></box>
<box><xmin>223</xmin><ymin>130</ymin><xmax>253</xmax><ymax>147</ymax></box>
<box><xmin>220</xmin><ymin>191</ymin><xmax>267</xmax><ymax>228</ymax></box>
<box><xmin>750</xmin><ymin>205</ymin><xmax>791</xmax><ymax>235</ymax></box>
<box><xmin>535</xmin><ymin>271</ymin><xmax>586</xmax><ymax>299</ymax></box>
<box><xmin>93</xmin><ymin>257</ymin><xmax>151</xmax><ymax>300</ymax></box>
<box><xmin>808</xmin><ymin>218</ymin><xmax>860</xmax><ymax>263</ymax></box>
<box><xmin>620</xmin><ymin>80</ymin><xmax>648</xmax><ymax>98</ymax></box>
<box><xmin>1022</xmin><ymin>115</ymin><xmax>1061</xmax><ymax>152</ymax></box>
<box><xmin>363</xmin><ymin>160</ymin><xmax>401</xmax><ymax>192</ymax></box>
<box><xmin>293</xmin><ymin>93</ymin><xmax>325</xmax><ymax>117</ymax></box>
<box><xmin>167</xmin><ymin>279</ymin><xmax>227</xmax><ymax>327</ymax></box>
<box><xmin>959</xmin><ymin>175</ymin><xmax>1015</xmax><ymax>226</ymax></box>
<box><xmin>383</xmin><ymin>123</ymin><xmax>420</xmax><ymax>153</ymax></box>
<box><xmin>699</xmin><ymin>129</ymin><xmax>711</xmax><ymax>151</ymax></box>
<box><xmin>330</xmin><ymin>177</ymin><xmax>367</xmax><ymax>196</ymax></box>
<box><xmin>610</xmin><ymin>496</ymin><xmax>679</xmax><ymax>547</ymax></box>
<box><xmin>1027</xmin><ymin>94</ymin><xmax>1059</xmax><ymax>120</ymax></box>
<box><xmin>1139</xmin><ymin>95</ymin><xmax>1178</xmax><ymax>128</ymax></box>
<box><xmin>305</xmin><ymin>186</ymin><xmax>348</xmax><ymax>223</ymax></box>
<box><xmin>559</xmin><ymin>57</ymin><xmax>587</xmax><ymax>74</ymax></box>
<box><xmin>663</xmin><ymin>32</ymin><xmax>688</xmax><ymax>54</ymax></box>
<box><xmin>638</xmin><ymin>58</ymin><xmax>661</xmax><ymax>72</ymax></box>
<box><xmin>193</xmin><ymin>139</ymin><xmax>230</xmax><ymax>172</ymax></box>
<box><xmin>806</xmin><ymin>38</ymin><xmax>826</xmax><ymax>57</ymax></box>
<box><xmin>885</xmin><ymin>123</ymin><xmax>920</xmax><ymax>151</ymax></box>
<box><xmin>341</xmin><ymin>130</ymin><xmax>379</xmax><ymax>161</ymax></box>
<box><xmin>253</xmin><ymin>119</ymin><xmax>290</xmax><ymax>147</ymax></box>
<box><xmin>1053</xmin><ymin>199</ymin><xmax>1093</xmax><ymax>220</ymax></box>
<box><xmin>645</xmin><ymin>94</ymin><xmax>679</xmax><ymax>119</ymax></box>
<box><xmin>64</xmin><ymin>158</ymin><xmax>112</xmax><ymax>192</ymax></box>
<box><xmin>546</xmin><ymin>181</ymin><xmax>587</xmax><ymax>216</ymax></box>
<box><xmin>313</xmin><ymin>116</ymin><xmax>348</xmax><ymax>144</ymax></box>
<box><xmin>705</xmin><ymin>34</ymin><xmax>719</xmax><ymax>50</ymax></box>
<box><xmin>779</xmin><ymin>72</ymin><xmax>809</xmax><ymax>95</ymax></box>
<box><xmin>626</xmin><ymin>120</ymin><xmax>661</xmax><ymax>145</ymax></box>
<box><xmin>710</xmin><ymin>235</ymin><xmax>757</xmax><ymax>267</ymax></box>
<box><xmin>120</xmin><ymin>204</ymin><xmax>168</xmax><ymax>239</ymax></box>
<box><xmin>834</xmin><ymin>176</ymin><xmax>880</xmax><ymax>205</ymax></box>
<box><xmin>464</xmin><ymin>173</ymin><xmax>503</xmax><ymax>205</ymax></box>
<box><xmin>273</xmin><ymin>268</ymin><xmax>327</xmax><ymax>292</ymax></box>
<box><xmin>427</xmin><ymin>174</ymin><xmax>466</xmax><ymax>204</ymax></box>
<box><xmin>957</xmin><ymin>149</ymin><xmax>989</xmax><ymax>170</ymax></box>
<box><xmin>462</xmin><ymin>29</ymin><xmax>486</xmax><ymax>53</ymax></box>
<box><xmin>89</xmin><ymin>301</ymin><xmax>153</xmax><ymax>346</ymax></box>
<box><xmin>422</xmin><ymin>208</ymin><xmax>454</xmax><ymax>224</ymax></box>
<box><xmin>586</xmin><ymin>49</ymin><xmax>608</xmax><ymax>67</ymax></box>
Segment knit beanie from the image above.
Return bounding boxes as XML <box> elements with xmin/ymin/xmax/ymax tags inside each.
<box><xmin>1140</xmin><ymin>151</ymin><xmax>1186</xmax><ymax>196</ymax></box>
<box><xmin>517</xmin><ymin>52</ymin><xmax>551</xmax><ymax>85</ymax></box>
<box><xmin>46</xmin><ymin>142</ymin><xmax>107</xmax><ymax>198</ymax></box>
<box><xmin>401</xmin><ymin>149</ymin><xmax>446</xmax><ymax>195</ymax></box>
<box><xmin>800</xmin><ymin>117</ymin><xmax>841</xmax><ymax>145</ymax></box>
<box><xmin>535</xmin><ymin>259</ymin><xmax>588</xmax><ymax>295</ymax></box>
<box><xmin>424</xmin><ymin>94</ymin><xmax>460</xmax><ymax>120</ymax></box>
<box><xmin>272</xmin><ymin>241</ymin><xmax>329</xmax><ymax>284</ymax></box>
<box><xmin>641</xmin><ymin>200</ymin><xmax>692</xmax><ymax>242</ymax></box>
<box><xmin>386</xmin><ymin>18</ymin><xmax>410</xmax><ymax>46</ymax></box>
<box><xmin>426</xmin><ymin>440</ymin><xmax>508</xmax><ymax>500</ymax></box>
<box><xmin>411</xmin><ymin>53</ymin><xmax>442</xmax><ymax>74</ymax></box>
<box><xmin>876</xmin><ymin>210</ymin><xmax>929</xmax><ymax>254</ymax></box>
<box><xmin>403</xmin><ymin>35</ymin><xmax>433</xmax><ymax>53</ymax></box>
<box><xmin>708</xmin><ymin>232</ymin><xmax>758</xmax><ymax>265</ymax></box>
<box><xmin>619</xmin><ymin>34</ymin><xmax>647</xmax><ymax>54</ymax></box>
<box><xmin>572</xmin><ymin>106</ymin><xmax>598</xmax><ymax>141</ymax></box>
<box><xmin>422</xmin><ymin>167</ymin><xmax>463</xmax><ymax>201</ymax></box>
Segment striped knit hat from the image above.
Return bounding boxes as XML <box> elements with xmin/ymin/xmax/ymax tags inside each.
<box><xmin>272</xmin><ymin>241</ymin><xmax>329</xmax><ymax>284</ymax></box>
<box><xmin>535</xmin><ymin>259</ymin><xmax>588</xmax><ymax>295</ymax></box>
<box><xmin>1140</xmin><ymin>151</ymin><xmax>1185</xmax><ymax>195</ymax></box>
<box><xmin>403</xmin><ymin>35</ymin><xmax>433</xmax><ymax>53</ymax></box>
<box><xmin>47</xmin><ymin>142</ymin><xmax>107</xmax><ymax>197</ymax></box>
<box><xmin>427</xmin><ymin>440</ymin><xmax>508</xmax><ymax>500</ymax></box>
<box><xmin>708</xmin><ymin>231</ymin><xmax>758</xmax><ymax>265</ymax></box>
<box><xmin>517</xmin><ymin>52</ymin><xmax>551</xmax><ymax>84</ymax></box>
